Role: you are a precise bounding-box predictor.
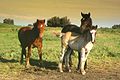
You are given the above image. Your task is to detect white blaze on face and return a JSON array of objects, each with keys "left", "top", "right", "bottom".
[
  {"left": 40, "top": 24, "right": 43, "bottom": 27},
  {"left": 90, "top": 30, "right": 96, "bottom": 43}
]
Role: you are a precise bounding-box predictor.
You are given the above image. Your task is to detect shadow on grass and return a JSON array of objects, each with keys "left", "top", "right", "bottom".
[
  {"left": 30, "top": 58, "right": 58, "bottom": 70},
  {"left": 0, "top": 57, "right": 18, "bottom": 63}
]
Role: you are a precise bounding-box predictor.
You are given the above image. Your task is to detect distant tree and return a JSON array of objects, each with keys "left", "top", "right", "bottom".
[
  {"left": 112, "top": 24, "right": 120, "bottom": 29},
  {"left": 3, "top": 18, "right": 14, "bottom": 25},
  {"left": 47, "top": 16, "right": 60, "bottom": 27},
  {"left": 47, "top": 16, "right": 71, "bottom": 27},
  {"left": 28, "top": 24, "right": 33, "bottom": 27}
]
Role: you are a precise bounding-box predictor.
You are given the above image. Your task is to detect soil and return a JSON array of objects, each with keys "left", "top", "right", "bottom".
[{"left": 0, "top": 62, "right": 120, "bottom": 80}]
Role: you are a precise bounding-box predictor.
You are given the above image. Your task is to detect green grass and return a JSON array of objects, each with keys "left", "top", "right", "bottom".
[{"left": 0, "top": 23, "right": 120, "bottom": 76}]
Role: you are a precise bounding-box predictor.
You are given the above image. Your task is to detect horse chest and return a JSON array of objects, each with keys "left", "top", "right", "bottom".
[
  {"left": 33, "top": 38, "right": 42, "bottom": 47},
  {"left": 84, "top": 42, "right": 93, "bottom": 51}
]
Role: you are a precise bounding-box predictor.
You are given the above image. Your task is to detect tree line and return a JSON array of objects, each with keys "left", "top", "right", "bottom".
[
  {"left": 3, "top": 18, "right": 14, "bottom": 25},
  {"left": 47, "top": 16, "right": 71, "bottom": 27},
  {"left": 112, "top": 24, "right": 120, "bottom": 29},
  {"left": 2, "top": 17, "right": 120, "bottom": 29}
]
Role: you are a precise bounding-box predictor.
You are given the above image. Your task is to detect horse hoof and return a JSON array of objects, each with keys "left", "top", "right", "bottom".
[
  {"left": 38, "top": 62, "right": 43, "bottom": 67},
  {"left": 20, "top": 60, "right": 23, "bottom": 64},
  {"left": 60, "top": 70, "right": 63, "bottom": 72},
  {"left": 68, "top": 69, "right": 72, "bottom": 72},
  {"left": 25, "top": 64, "right": 31, "bottom": 68},
  {"left": 81, "top": 71, "right": 86, "bottom": 75},
  {"left": 76, "top": 70, "right": 81, "bottom": 73}
]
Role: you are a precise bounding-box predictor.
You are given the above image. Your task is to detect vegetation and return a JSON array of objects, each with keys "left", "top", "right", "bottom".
[
  {"left": 47, "top": 16, "right": 71, "bottom": 27},
  {"left": 0, "top": 23, "right": 120, "bottom": 79},
  {"left": 112, "top": 24, "right": 120, "bottom": 29},
  {"left": 3, "top": 18, "right": 14, "bottom": 25}
]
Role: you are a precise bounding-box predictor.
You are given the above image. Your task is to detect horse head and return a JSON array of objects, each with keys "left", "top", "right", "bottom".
[
  {"left": 90, "top": 25, "right": 97, "bottom": 43},
  {"left": 80, "top": 12, "right": 92, "bottom": 33},
  {"left": 33, "top": 19, "right": 45, "bottom": 38}
]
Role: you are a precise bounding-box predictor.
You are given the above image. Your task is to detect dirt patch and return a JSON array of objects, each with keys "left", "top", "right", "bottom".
[{"left": 0, "top": 64, "right": 120, "bottom": 80}]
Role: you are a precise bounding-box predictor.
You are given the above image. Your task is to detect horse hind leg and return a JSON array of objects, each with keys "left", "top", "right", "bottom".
[
  {"left": 59, "top": 35, "right": 69, "bottom": 72},
  {"left": 20, "top": 47, "right": 26, "bottom": 64},
  {"left": 59, "top": 45, "right": 66, "bottom": 72},
  {"left": 64, "top": 47, "right": 73, "bottom": 72}
]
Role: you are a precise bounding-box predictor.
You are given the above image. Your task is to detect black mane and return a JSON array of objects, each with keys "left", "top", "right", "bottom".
[{"left": 61, "top": 24, "right": 81, "bottom": 34}]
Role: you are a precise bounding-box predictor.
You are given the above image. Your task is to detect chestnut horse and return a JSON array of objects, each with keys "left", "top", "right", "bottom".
[{"left": 18, "top": 19, "right": 45, "bottom": 67}]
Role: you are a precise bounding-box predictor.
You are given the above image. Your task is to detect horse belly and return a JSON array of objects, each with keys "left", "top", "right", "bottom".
[{"left": 68, "top": 40, "right": 83, "bottom": 51}]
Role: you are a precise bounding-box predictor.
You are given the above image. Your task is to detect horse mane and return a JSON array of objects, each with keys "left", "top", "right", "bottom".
[
  {"left": 32, "top": 21, "right": 39, "bottom": 37},
  {"left": 61, "top": 24, "right": 82, "bottom": 34}
]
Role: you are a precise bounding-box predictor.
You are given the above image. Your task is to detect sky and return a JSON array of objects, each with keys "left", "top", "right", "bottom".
[{"left": 0, "top": 0, "right": 120, "bottom": 27}]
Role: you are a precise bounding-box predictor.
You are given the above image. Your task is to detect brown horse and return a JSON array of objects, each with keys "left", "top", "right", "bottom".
[{"left": 18, "top": 19, "right": 45, "bottom": 67}]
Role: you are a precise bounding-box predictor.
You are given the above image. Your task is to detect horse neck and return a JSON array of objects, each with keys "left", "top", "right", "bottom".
[
  {"left": 32, "top": 26, "right": 40, "bottom": 38},
  {"left": 83, "top": 30, "right": 92, "bottom": 43}
]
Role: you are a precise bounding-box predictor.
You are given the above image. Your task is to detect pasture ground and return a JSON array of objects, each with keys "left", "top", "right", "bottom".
[{"left": 0, "top": 23, "right": 120, "bottom": 80}]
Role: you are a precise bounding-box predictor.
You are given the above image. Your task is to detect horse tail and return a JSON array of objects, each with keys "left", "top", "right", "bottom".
[{"left": 53, "top": 32, "right": 64, "bottom": 38}]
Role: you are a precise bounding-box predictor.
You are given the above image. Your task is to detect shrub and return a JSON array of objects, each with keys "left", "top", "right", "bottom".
[
  {"left": 3, "top": 18, "right": 14, "bottom": 25},
  {"left": 47, "top": 16, "right": 71, "bottom": 27},
  {"left": 112, "top": 24, "right": 120, "bottom": 29}
]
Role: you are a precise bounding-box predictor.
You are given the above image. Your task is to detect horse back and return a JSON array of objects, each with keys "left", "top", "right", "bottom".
[
  {"left": 61, "top": 24, "right": 81, "bottom": 34},
  {"left": 19, "top": 27, "right": 32, "bottom": 32}
]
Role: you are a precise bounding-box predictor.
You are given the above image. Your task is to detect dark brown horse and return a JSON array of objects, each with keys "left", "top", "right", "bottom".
[{"left": 18, "top": 19, "right": 45, "bottom": 67}]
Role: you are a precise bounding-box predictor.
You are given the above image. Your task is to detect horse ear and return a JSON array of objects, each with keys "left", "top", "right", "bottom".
[
  {"left": 37, "top": 19, "right": 39, "bottom": 22},
  {"left": 43, "top": 19, "right": 45, "bottom": 23},
  {"left": 81, "top": 12, "right": 84, "bottom": 17},
  {"left": 95, "top": 25, "right": 98, "bottom": 29},
  {"left": 88, "top": 12, "right": 90, "bottom": 17}
]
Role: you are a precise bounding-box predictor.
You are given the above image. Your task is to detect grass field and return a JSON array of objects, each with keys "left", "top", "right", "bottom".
[{"left": 0, "top": 23, "right": 120, "bottom": 80}]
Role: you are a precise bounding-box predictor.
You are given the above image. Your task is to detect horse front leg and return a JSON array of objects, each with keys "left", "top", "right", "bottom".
[
  {"left": 37, "top": 46, "right": 43, "bottom": 66},
  {"left": 80, "top": 48, "right": 90, "bottom": 75},
  {"left": 25, "top": 45, "right": 32, "bottom": 68},
  {"left": 84, "top": 59, "right": 87, "bottom": 70},
  {"left": 69, "top": 49, "right": 73, "bottom": 67},
  {"left": 80, "top": 48, "right": 86, "bottom": 75},
  {"left": 77, "top": 52, "right": 87, "bottom": 71}
]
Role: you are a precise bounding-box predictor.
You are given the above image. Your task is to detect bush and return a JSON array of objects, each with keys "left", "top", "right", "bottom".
[
  {"left": 112, "top": 24, "right": 120, "bottom": 29},
  {"left": 3, "top": 18, "right": 14, "bottom": 25},
  {"left": 47, "top": 16, "right": 71, "bottom": 27}
]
